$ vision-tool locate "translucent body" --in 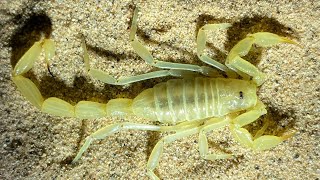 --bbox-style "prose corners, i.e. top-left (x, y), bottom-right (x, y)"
top-left (11, 8), bottom-right (297, 180)
top-left (132, 77), bottom-right (257, 123)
